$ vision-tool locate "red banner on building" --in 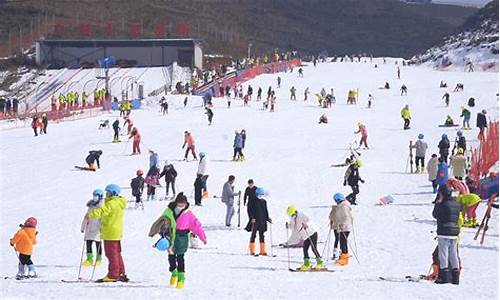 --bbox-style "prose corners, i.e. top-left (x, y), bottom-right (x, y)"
top-left (54, 23), bottom-right (65, 35)
top-left (177, 23), bottom-right (190, 37)
top-left (154, 23), bottom-right (167, 38)
top-left (128, 23), bottom-right (141, 38)
top-left (105, 22), bottom-right (114, 37)
top-left (79, 23), bottom-right (92, 37)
